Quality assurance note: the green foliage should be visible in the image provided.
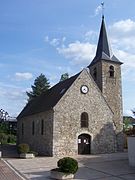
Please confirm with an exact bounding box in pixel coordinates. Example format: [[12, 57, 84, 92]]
[[60, 73, 69, 82], [0, 133, 8, 144], [18, 143, 30, 154], [57, 157, 78, 174], [0, 122, 17, 144], [123, 117, 132, 132], [0, 123, 9, 134], [7, 134, 16, 144], [26, 73, 50, 101]]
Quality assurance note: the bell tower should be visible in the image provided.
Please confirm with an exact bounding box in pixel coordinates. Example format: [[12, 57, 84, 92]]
[[88, 16, 124, 151]]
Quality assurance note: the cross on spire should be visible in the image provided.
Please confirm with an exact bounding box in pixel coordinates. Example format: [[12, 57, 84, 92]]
[[88, 10, 123, 67], [101, 2, 104, 19]]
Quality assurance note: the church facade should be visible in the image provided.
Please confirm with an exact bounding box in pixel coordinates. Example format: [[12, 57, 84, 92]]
[[17, 17, 124, 156]]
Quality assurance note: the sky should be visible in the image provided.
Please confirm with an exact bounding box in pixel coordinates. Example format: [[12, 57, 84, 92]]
[[0, 0, 135, 117]]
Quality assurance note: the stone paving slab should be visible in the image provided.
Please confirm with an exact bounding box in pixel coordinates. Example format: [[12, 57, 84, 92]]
[[6, 157, 58, 180], [75, 166, 110, 179], [82, 160, 135, 176], [5, 152, 135, 180]]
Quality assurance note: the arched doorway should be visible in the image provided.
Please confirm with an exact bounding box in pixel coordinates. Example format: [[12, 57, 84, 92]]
[[78, 134, 91, 154]]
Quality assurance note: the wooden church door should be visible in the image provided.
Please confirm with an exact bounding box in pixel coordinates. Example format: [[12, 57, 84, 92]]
[[78, 134, 91, 154]]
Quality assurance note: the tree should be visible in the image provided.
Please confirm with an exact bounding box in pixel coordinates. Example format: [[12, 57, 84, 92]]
[[60, 73, 69, 82], [123, 117, 132, 132], [26, 73, 50, 101], [0, 109, 9, 122]]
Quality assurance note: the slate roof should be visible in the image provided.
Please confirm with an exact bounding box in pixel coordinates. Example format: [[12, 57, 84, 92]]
[[89, 16, 123, 67], [17, 72, 80, 119]]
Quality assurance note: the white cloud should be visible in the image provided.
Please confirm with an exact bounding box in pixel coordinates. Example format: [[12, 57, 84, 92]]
[[57, 41, 96, 65], [0, 84, 28, 116], [105, 19, 135, 83], [45, 19, 135, 83], [114, 49, 135, 68], [15, 72, 33, 81], [112, 49, 135, 82], [0, 86, 26, 100], [44, 36, 66, 47], [109, 19, 135, 52], [44, 35, 49, 42], [50, 38, 60, 46], [124, 110, 134, 117], [62, 37, 66, 42], [53, 19, 135, 83], [110, 19, 135, 34], [84, 30, 98, 42]]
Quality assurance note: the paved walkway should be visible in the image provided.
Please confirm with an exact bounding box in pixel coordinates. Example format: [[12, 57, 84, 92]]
[[4, 152, 135, 180], [0, 160, 23, 180]]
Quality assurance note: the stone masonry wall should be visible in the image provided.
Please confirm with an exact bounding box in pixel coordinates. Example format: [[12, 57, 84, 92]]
[[101, 61, 124, 151], [53, 69, 116, 157], [89, 61, 102, 91], [90, 61, 124, 151], [17, 110, 53, 156], [101, 61, 123, 129]]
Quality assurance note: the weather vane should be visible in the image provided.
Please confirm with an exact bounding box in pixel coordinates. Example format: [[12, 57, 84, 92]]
[[101, 2, 104, 19]]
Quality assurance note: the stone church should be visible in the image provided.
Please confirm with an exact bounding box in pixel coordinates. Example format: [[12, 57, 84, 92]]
[[17, 16, 124, 156]]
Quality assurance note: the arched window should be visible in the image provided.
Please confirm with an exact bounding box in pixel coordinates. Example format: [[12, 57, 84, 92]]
[[41, 119, 44, 135], [22, 123, 24, 136], [81, 112, 89, 128], [109, 65, 114, 77], [32, 121, 35, 135], [93, 67, 97, 80]]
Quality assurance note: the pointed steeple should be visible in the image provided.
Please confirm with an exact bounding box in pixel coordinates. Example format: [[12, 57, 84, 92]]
[[89, 16, 122, 66]]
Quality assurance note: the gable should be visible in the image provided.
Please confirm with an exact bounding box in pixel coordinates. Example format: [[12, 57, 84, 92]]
[[54, 68, 113, 120]]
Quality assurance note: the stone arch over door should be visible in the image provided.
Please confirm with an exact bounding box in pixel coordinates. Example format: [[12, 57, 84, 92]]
[[78, 134, 91, 154]]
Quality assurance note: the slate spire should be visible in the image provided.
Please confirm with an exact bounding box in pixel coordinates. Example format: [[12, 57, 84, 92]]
[[96, 15, 111, 58], [89, 16, 122, 66]]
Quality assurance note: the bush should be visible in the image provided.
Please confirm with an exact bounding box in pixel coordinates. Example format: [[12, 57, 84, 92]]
[[125, 128, 135, 136], [18, 143, 30, 154], [57, 157, 78, 174]]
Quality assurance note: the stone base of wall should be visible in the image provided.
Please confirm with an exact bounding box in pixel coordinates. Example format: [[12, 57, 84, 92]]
[[116, 132, 124, 152]]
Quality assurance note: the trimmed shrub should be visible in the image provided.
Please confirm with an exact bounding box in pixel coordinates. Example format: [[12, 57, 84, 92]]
[[57, 157, 78, 174], [18, 143, 30, 154]]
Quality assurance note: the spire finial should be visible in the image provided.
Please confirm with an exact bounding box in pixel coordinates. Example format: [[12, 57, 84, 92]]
[[101, 2, 104, 19]]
